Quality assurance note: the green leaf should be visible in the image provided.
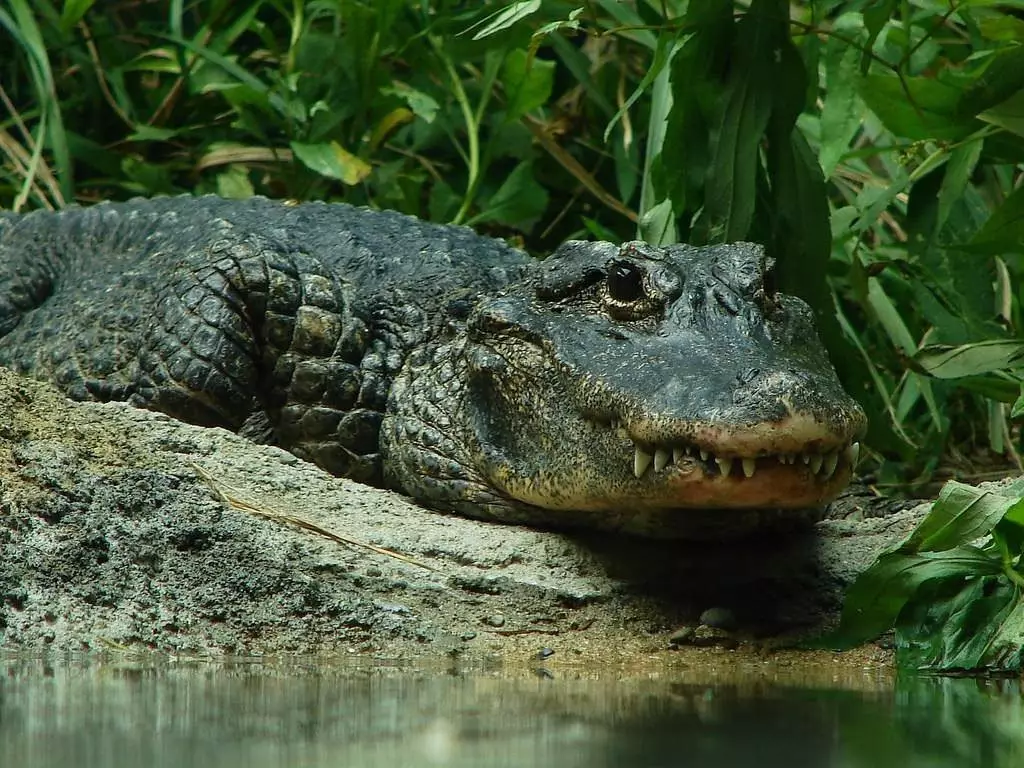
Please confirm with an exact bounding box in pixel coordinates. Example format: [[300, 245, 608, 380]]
[[466, 0, 541, 41], [381, 83, 439, 123], [700, 0, 778, 242], [501, 49, 554, 121], [1012, 385, 1024, 419], [895, 576, 1022, 671], [900, 481, 1022, 553], [867, 277, 917, 355], [936, 138, 983, 232], [913, 340, 1024, 378], [979, 89, 1024, 138], [861, 0, 897, 74], [215, 165, 255, 199], [637, 199, 674, 246], [859, 75, 972, 140], [603, 32, 674, 143], [468, 161, 548, 229], [964, 183, 1024, 253], [60, 0, 96, 33], [290, 141, 372, 185], [126, 125, 178, 142], [767, 127, 831, 323], [654, 0, 733, 231], [593, 0, 658, 50], [822, 546, 1003, 650], [819, 14, 864, 177], [956, 46, 1024, 119]]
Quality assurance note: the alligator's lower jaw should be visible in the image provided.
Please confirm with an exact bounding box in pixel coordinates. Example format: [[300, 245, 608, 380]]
[[494, 446, 858, 514]]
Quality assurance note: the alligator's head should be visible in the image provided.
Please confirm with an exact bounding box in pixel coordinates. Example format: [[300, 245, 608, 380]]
[[383, 240, 866, 538]]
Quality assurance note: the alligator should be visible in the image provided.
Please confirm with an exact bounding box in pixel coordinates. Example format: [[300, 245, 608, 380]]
[[0, 196, 866, 538]]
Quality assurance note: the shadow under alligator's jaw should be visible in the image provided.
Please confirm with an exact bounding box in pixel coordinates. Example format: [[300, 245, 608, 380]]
[[562, 524, 833, 634]]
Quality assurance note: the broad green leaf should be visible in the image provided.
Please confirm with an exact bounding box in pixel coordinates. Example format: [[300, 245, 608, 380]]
[[501, 49, 554, 121], [980, 89, 1024, 138], [981, 596, 1024, 671], [956, 46, 1024, 118], [823, 546, 1003, 649], [964, 179, 1024, 253], [936, 138, 983, 232], [859, 75, 972, 140], [913, 340, 1024, 378], [895, 576, 1021, 671], [465, 0, 540, 40], [468, 161, 548, 229], [979, 13, 1024, 42], [899, 480, 1022, 553], [290, 141, 371, 185]]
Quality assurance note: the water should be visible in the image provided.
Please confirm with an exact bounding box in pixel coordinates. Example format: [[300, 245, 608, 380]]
[[2, 657, 1021, 767]]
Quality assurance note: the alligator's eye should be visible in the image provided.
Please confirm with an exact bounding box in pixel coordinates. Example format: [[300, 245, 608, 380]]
[[607, 261, 645, 302]]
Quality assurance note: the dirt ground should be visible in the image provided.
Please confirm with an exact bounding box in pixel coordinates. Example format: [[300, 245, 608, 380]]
[[0, 367, 925, 664]]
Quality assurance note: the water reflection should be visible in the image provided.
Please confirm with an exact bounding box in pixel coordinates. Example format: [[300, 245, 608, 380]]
[[1, 658, 1020, 767]]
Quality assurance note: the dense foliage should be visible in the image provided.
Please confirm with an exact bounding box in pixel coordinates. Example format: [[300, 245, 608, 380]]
[[4, 0, 1022, 490]]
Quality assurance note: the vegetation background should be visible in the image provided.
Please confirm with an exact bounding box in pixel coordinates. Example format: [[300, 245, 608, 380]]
[[2, 0, 1024, 493]]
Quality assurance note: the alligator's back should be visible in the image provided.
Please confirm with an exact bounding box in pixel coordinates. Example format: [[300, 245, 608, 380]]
[[0, 196, 529, 481]]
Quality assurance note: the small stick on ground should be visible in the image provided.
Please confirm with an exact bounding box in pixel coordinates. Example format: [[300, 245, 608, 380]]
[[191, 463, 443, 575]]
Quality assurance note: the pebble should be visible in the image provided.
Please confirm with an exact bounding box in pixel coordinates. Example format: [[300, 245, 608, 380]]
[[699, 606, 737, 631]]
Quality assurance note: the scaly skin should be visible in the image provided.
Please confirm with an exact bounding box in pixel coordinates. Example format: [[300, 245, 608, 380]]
[[0, 197, 865, 538]]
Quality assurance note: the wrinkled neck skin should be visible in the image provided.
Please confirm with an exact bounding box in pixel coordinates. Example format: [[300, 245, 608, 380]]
[[380, 335, 522, 523]]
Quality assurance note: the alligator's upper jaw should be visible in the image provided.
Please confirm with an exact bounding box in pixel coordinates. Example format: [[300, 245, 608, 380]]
[[621, 434, 860, 509]]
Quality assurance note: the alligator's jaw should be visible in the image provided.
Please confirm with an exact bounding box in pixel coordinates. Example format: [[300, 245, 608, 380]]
[[481, 414, 862, 515]]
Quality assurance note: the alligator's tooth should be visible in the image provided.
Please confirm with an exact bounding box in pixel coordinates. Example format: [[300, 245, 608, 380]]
[[741, 458, 756, 478], [822, 452, 839, 480], [715, 457, 733, 477], [699, 449, 710, 461], [673, 447, 685, 464], [634, 446, 653, 478], [654, 448, 670, 472], [779, 454, 791, 465], [809, 454, 824, 474], [801, 453, 811, 465], [845, 442, 861, 468]]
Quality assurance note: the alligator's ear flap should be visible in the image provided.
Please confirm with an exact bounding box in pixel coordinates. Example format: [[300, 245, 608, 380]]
[[537, 241, 619, 300]]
